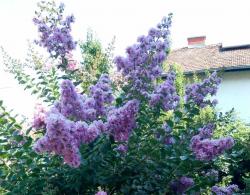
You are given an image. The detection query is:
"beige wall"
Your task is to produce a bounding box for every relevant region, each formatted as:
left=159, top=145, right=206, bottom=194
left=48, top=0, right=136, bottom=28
left=216, top=70, right=250, bottom=122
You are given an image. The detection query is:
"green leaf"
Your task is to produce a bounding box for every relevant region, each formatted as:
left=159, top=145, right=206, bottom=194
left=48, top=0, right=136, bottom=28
left=179, top=155, right=188, bottom=161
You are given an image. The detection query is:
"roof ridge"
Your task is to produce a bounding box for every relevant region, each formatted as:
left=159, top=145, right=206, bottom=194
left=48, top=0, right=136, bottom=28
left=171, top=43, right=221, bottom=52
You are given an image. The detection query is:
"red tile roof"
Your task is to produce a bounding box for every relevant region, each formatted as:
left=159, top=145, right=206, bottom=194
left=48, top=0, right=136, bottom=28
left=165, top=44, right=250, bottom=73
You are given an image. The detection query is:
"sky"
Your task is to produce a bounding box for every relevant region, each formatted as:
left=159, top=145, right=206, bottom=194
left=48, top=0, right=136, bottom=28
left=0, top=0, right=250, bottom=118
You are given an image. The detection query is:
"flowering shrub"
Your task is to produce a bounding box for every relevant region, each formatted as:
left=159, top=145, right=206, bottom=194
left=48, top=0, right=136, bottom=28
left=1, top=1, right=250, bottom=194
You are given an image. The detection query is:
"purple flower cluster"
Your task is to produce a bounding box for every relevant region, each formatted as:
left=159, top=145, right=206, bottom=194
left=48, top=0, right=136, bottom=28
left=198, top=123, right=214, bottom=139
left=106, top=100, right=139, bottom=142
left=33, top=2, right=76, bottom=58
left=114, top=14, right=172, bottom=96
left=89, top=74, right=114, bottom=117
left=150, top=71, right=179, bottom=111
left=32, top=103, right=47, bottom=130
left=33, top=76, right=140, bottom=167
left=170, top=176, right=194, bottom=193
left=58, top=75, right=113, bottom=121
left=33, top=108, right=81, bottom=167
left=185, top=72, right=221, bottom=108
left=58, top=80, right=96, bottom=121
left=211, top=184, right=238, bottom=195
left=191, top=124, right=234, bottom=161
left=33, top=106, right=106, bottom=167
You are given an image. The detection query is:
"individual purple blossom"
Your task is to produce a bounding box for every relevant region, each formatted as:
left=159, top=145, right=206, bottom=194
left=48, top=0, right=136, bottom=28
left=191, top=124, right=234, bottom=161
left=114, top=14, right=172, bottom=96
left=106, top=100, right=139, bottom=142
left=211, top=184, right=239, bottom=195
left=185, top=72, right=221, bottom=108
left=150, top=71, right=180, bottom=111
left=170, top=176, right=194, bottom=194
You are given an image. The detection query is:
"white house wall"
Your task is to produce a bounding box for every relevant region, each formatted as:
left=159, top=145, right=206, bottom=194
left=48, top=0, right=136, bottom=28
left=216, top=70, right=250, bottom=123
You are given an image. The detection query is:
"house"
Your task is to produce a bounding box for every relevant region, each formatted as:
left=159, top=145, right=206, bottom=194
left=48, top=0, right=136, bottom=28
left=165, top=36, right=250, bottom=122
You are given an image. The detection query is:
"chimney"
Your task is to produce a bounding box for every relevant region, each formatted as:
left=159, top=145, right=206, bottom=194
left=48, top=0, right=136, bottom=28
left=187, top=36, right=206, bottom=48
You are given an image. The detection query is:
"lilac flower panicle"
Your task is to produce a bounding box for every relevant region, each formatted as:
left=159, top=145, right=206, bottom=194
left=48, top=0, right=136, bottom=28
left=59, top=80, right=96, bottom=121
left=150, top=71, right=180, bottom=111
left=191, top=124, right=234, bottom=161
left=58, top=76, right=113, bottom=121
left=89, top=74, right=114, bottom=117
left=185, top=72, right=221, bottom=108
left=198, top=123, right=214, bottom=139
left=33, top=76, right=119, bottom=167
left=114, top=14, right=172, bottom=96
left=106, top=100, right=139, bottom=142
left=33, top=109, right=106, bottom=167
left=211, top=184, right=238, bottom=195
left=170, top=176, right=194, bottom=193
left=33, top=110, right=81, bottom=168
left=33, top=2, right=76, bottom=58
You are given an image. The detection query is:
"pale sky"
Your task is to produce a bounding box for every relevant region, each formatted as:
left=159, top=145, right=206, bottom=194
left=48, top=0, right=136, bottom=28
left=1, top=0, right=250, bottom=118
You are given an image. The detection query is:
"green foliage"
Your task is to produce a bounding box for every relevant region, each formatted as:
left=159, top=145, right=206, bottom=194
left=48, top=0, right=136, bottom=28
left=79, top=30, right=115, bottom=92
left=214, top=110, right=250, bottom=190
